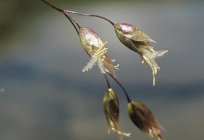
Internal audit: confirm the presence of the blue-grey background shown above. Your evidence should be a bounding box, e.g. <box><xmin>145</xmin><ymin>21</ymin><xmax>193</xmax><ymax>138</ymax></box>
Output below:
<box><xmin>0</xmin><ymin>0</ymin><xmax>204</xmax><ymax>140</ymax></box>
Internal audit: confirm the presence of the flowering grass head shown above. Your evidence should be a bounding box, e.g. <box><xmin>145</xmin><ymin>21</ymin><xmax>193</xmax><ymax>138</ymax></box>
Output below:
<box><xmin>114</xmin><ymin>23</ymin><xmax>168</xmax><ymax>86</ymax></box>
<box><xmin>127</xmin><ymin>100</ymin><xmax>164</xmax><ymax>140</ymax></box>
<box><xmin>79</xmin><ymin>28</ymin><xmax>118</xmax><ymax>76</ymax></box>
<box><xmin>103</xmin><ymin>88</ymin><xmax>131</xmax><ymax>139</ymax></box>
<box><xmin>41</xmin><ymin>1</ymin><xmax>167</xmax><ymax>139</ymax></box>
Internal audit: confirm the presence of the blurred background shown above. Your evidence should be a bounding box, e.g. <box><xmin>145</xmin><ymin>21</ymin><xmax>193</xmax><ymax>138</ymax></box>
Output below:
<box><xmin>0</xmin><ymin>0</ymin><xmax>204</xmax><ymax>140</ymax></box>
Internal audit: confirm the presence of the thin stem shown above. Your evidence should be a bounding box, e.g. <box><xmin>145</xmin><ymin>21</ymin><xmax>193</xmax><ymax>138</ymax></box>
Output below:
<box><xmin>104</xmin><ymin>74</ymin><xmax>111</xmax><ymax>89</ymax></box>
<box><xmin>65</xmin><ymin>10</ymin><xmax>115</xmax><ymax>26</ymax></box>
<box><xmin>108</xmin><ymin>73</ymin><xmax>131</xmax><ymax>103</ymax></box>
<box><xmin>90</xmin><ymin>14</ymin><xmax>115</xmax><ymax>26</ymax></box>
<box><xmin>62</xmin><ymin>11</ymin><xmax>81</xmax><ymax>30</ymax></box>
<box><xmin>41</xmin><ymin>0</ymin><xmax>80</xmax><ymax>34</ymax></box>
<box><xmin>41</xmin><ymin>0</ymin><xmax>63</xmax><ymax>12</ymax></box>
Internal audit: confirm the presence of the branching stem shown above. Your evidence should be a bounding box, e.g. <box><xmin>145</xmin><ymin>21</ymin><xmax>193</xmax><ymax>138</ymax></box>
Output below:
<box><xmin>41</xmin><ymin>0</ymin><xmax>80</xmax><ymax>34</ymax></box>
<box><xmin>65</xmin><ymin>10</ymin><xmax>115</xmax><ymax>26</ymax></box>
<box><xmin>104</xmin><ymin>74</ymin><xmax>111</xmax><ymax>89</ymax></box>
<box><xmin>108</xmin><ymin>73</ymin><xmax>131</xmax><ymax>103</ymax></box>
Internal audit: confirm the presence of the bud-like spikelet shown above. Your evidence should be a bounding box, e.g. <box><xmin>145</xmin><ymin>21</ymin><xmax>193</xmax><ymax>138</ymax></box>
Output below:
<box><xmin>103</xmin><ymin>88</ymin><xmax>131</xmax><ymax>139</ymax></box>
<box><xmin>114</xmin><ymin>23</ymin><xmax>168</xmax><ymax>86</ymax></box>
<box><xmin>127</xmin><ymin>100</ymin><xmax>164</xmax><ymax>140</ymax></box>
<box><xmin>79</xmin><ymin>28</ymin><xmax>119</xmax><ymax>76</ymax></box>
